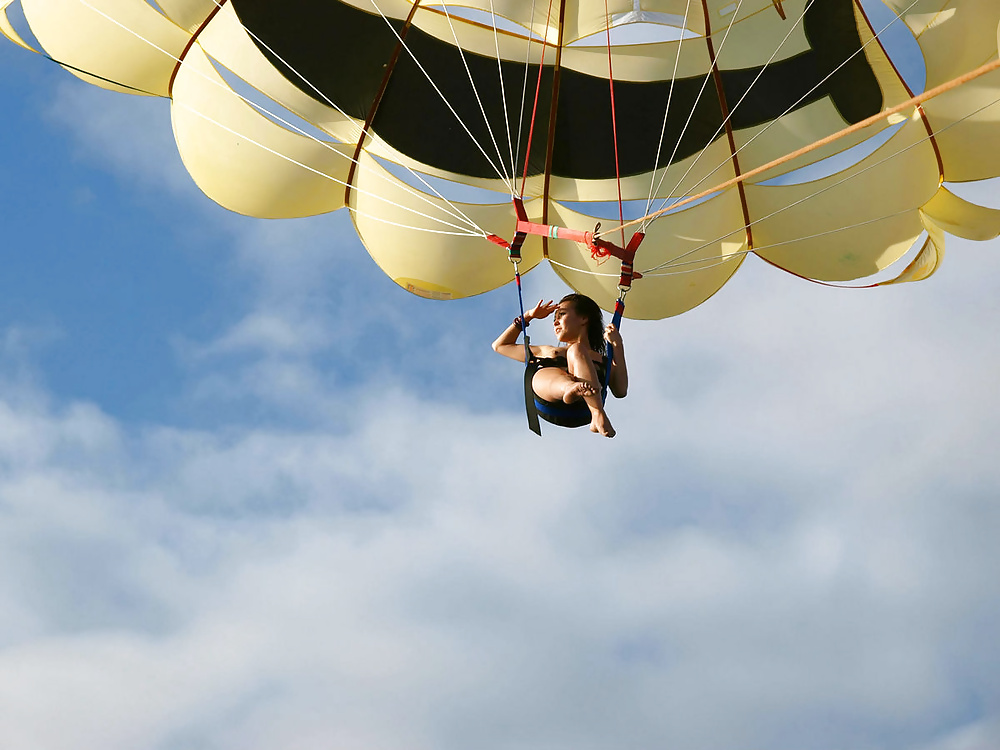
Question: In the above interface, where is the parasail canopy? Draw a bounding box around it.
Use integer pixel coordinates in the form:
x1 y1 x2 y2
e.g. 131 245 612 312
4 0 1000 318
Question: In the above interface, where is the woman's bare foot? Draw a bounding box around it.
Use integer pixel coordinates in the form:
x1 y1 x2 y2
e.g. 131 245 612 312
590 412 616 438
563 380 596 404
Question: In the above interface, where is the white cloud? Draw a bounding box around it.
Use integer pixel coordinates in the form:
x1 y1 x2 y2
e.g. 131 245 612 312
6 46 1000 750
45 81 191 198
2 278 1000 750
916 719 1000 750
183 312 332 359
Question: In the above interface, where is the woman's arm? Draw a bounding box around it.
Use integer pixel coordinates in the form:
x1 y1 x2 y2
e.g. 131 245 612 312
605 323 628 398
492 317 530 362
492 299 556 362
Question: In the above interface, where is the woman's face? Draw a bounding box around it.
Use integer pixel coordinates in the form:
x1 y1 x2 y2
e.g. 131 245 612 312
553 300 587 343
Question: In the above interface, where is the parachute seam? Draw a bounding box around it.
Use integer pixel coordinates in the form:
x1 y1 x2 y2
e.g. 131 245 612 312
639 93 1000 277
640 0 747 225
547 92 1000 281
197 0 484 232
910 0 953 42
71 0 486 235
643 0 694 224
643 0 923 227
646 0 816 225
700 0 753 251
364 0 513 186
854 0 944 180
599 0 967 240
167 0 226 98
345 0 424 210
30 54 160 96
173 101 484 236
206 0 525 215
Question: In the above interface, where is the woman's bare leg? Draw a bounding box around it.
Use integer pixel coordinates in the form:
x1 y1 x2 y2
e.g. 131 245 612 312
532 368 595 404
564 343 615 438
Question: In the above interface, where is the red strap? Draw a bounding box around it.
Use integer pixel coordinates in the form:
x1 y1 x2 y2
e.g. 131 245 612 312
519 0 557 197
604 0 626 251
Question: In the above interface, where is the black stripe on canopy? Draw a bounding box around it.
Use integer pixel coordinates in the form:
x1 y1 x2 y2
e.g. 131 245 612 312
229 0 882 181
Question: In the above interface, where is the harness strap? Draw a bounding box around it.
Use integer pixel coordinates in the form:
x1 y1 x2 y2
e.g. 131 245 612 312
524 358 543 435
511 259 542 435
602 297 626 402
533 389 591 428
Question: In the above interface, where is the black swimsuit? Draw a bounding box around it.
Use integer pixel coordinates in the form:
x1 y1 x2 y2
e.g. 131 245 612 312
531 354 607 428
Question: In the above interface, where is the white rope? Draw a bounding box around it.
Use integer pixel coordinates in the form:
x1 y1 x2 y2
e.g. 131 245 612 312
438 2 514 191
752 207 914 254
643 0 695 222
487 0 518 184
173 101 485 236
646 0 818 226
642 206 915 278
203 1 357 133
640 92 1000 275
548 206 916 281
199 0 486 232
346 205 489 238
73 0 993 279
365 0 514 186
640 0 748 225
72 0 487 235
546 257 620 278
513 0 543 197
643 147 929 273
544 90 1000 280
649 0 923 223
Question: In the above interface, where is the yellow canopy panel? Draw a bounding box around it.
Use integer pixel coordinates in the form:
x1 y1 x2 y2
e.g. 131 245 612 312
4 0 1000 318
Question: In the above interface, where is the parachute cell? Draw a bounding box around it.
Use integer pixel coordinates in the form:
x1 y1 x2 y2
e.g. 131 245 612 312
4 0 1000 317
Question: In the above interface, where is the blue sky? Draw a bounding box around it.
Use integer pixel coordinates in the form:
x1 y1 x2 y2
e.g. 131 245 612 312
3 11 1000 750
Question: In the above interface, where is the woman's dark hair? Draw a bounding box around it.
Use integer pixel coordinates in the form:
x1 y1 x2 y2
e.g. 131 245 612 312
560 293 605 352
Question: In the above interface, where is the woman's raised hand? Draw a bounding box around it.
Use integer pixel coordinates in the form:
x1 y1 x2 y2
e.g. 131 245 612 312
526 299 557 321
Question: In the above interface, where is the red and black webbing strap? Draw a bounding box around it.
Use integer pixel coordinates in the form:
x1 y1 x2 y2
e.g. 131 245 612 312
511 252 543 435
600 230 643 401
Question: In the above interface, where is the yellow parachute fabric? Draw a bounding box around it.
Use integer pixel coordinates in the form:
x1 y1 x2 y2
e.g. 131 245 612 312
3 0 999 319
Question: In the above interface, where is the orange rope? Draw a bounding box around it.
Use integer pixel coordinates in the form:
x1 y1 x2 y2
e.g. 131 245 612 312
596 56 1000 240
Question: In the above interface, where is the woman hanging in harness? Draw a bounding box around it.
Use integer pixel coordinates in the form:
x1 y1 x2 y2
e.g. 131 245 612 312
492 293 628 438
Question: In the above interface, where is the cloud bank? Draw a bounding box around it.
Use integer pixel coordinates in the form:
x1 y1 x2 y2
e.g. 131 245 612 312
2 65 999 750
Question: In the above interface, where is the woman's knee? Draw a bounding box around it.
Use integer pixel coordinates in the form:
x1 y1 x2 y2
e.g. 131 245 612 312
532 368 570 400
564 343 586 367
564 343 594 379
